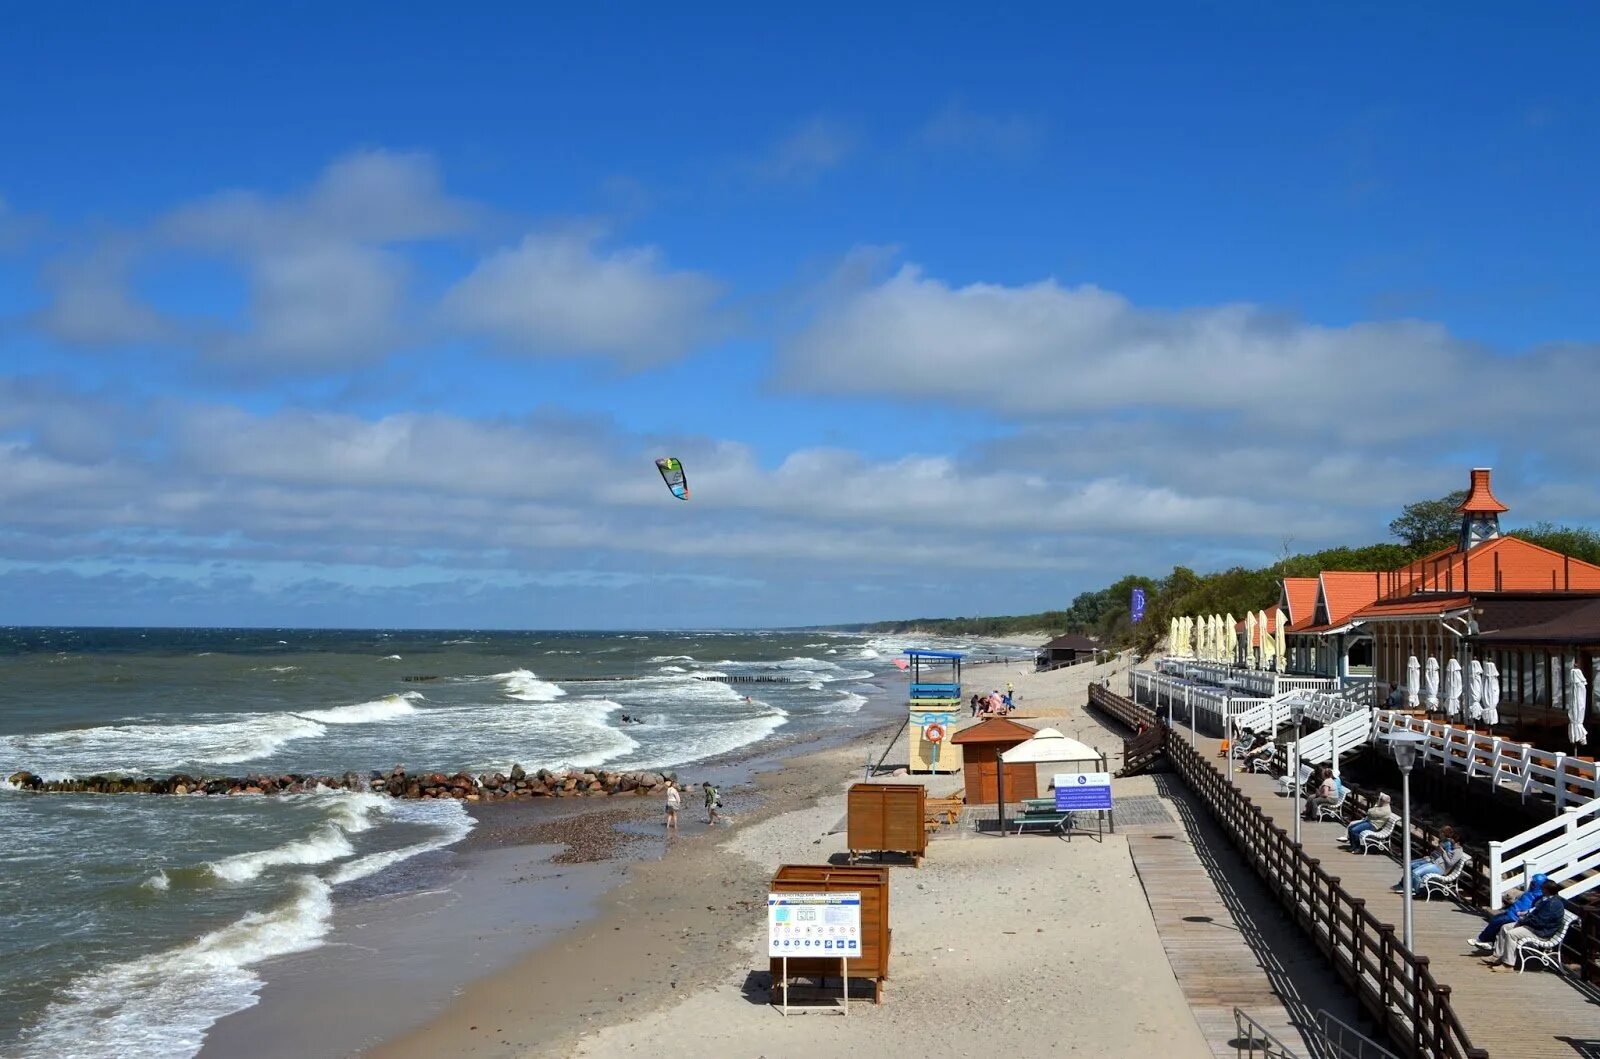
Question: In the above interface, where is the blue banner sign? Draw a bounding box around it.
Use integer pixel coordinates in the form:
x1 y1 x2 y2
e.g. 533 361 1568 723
1053 772 1113 811
1130 588 1146 624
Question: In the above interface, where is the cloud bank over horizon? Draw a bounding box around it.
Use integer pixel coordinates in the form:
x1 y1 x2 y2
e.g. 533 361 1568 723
6 97 1598 628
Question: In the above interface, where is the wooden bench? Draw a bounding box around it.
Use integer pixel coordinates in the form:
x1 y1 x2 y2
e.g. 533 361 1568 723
925 795 964 826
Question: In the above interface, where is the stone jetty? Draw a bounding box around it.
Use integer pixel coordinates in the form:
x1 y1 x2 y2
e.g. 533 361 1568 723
5 764 688 802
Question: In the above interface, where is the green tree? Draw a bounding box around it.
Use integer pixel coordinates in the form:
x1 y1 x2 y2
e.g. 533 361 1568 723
1388 490 1468 549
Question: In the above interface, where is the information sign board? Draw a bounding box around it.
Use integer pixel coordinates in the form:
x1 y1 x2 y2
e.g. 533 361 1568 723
1053 772 1113 811
768 891 862 958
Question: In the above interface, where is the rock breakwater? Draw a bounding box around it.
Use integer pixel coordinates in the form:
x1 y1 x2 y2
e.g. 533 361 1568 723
6 764 689 802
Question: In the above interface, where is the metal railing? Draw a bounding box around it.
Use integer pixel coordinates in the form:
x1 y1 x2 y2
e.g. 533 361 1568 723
1316 1010 1400 1059
1233 1008 1303 1059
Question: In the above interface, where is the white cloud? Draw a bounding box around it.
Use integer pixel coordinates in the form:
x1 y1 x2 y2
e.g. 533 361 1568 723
779 258 1568 442
442 232 723 366
753 117 858 183
918 102 1043 153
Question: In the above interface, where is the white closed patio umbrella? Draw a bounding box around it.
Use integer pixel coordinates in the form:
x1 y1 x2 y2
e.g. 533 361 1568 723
1424 656 1440 712
1169 618 1178 656
1275 614 1287 672
1467 659 1484 724
1224 613 1236 666
1568 666 1589 748
1200 615 1212 662
1214 614 1225 662
1444 658 1462 719
1482 661 1501 728
1246 612 1258 669
1406 656 1420 710
1260 610 1276 671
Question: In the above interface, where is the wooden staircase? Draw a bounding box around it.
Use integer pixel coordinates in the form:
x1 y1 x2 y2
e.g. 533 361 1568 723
1118 724 1168 776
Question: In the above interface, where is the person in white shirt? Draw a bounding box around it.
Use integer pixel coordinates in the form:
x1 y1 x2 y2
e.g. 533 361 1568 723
665 781 680 832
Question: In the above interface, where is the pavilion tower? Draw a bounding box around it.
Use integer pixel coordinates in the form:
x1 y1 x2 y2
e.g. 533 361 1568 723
1456 467 1507 551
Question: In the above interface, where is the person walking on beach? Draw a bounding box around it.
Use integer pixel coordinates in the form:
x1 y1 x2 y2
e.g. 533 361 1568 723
664 780 680 832
703 781 721 826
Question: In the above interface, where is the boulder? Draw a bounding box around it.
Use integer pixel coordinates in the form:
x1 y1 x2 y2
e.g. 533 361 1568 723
510 763 525 781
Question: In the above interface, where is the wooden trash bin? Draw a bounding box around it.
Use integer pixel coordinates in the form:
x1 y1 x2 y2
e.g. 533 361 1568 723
769 864 891 1003
846 783 927 866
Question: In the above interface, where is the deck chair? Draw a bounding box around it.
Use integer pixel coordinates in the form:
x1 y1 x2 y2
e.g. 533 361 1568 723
1356 816 1397 855
1419 856 1470 902
1509 910 1579 973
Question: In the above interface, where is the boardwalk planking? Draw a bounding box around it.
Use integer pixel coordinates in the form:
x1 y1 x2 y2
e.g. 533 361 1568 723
1190 728 1600 1059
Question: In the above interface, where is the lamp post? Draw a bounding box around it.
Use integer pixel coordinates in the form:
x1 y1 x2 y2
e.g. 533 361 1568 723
1291 701 1306 846
1387 731 1425 950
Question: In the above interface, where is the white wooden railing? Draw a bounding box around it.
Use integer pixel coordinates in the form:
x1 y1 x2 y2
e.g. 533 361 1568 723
1152 657 1338 699
1486 799 1600 909
1371 711 1600 810
1296 709 1375 769
1128 670 1265 736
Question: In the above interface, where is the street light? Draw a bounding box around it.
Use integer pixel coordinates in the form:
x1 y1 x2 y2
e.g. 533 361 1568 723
1291 701 1307 846
1387 731 1426 950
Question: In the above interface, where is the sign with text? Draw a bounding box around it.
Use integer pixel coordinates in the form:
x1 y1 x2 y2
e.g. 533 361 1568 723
1053 772 1113 811
768 891 862 958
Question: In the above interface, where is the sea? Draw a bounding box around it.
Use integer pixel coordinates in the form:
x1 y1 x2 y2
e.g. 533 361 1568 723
0 627 1026 1057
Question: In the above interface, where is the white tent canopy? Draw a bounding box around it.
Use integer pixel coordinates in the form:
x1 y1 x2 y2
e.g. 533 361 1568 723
1000 727 1105 765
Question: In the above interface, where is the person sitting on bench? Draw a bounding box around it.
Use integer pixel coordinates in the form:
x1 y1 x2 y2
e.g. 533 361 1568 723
1302 767 1339 821
1484 878 1568 972
1238 728 1272 767
1394 826 1462 896
1471 872 1548 951
1345 793 1391 848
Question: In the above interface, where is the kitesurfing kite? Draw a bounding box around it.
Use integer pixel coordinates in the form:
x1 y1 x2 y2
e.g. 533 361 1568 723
655 457 689 500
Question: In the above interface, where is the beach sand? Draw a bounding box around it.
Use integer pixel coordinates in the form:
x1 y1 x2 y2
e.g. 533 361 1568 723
367 653 1213 1059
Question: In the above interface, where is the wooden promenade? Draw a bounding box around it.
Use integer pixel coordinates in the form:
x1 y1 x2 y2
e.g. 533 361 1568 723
1182 723 1600 1058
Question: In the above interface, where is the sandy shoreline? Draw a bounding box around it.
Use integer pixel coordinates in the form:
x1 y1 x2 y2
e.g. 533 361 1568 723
362 653 1192 1059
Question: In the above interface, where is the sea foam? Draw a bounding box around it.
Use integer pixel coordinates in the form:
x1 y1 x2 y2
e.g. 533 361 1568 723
299 692 421 725
494 669 566 702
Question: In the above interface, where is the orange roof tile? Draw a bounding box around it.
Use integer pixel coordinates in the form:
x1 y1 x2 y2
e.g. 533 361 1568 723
1378 537 1600 599
1319 571 1384 626
1281 578 1318 630
1456 467 1509 515
1352 595 1473 620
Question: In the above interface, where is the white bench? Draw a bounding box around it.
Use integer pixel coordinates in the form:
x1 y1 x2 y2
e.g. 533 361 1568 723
1312 788 1348 823
1509 910 1579 973
1419 856 1470 902
1356 816 1397 855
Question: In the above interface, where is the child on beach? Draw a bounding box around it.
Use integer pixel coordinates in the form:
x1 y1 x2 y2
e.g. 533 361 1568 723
665 781 680 831
703 781 721 826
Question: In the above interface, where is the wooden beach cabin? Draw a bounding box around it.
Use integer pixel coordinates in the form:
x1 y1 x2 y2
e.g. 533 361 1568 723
1034 633 1098 671
950 717 1038 803
846 783 927 866
769 864 892 1003
904 648 964 773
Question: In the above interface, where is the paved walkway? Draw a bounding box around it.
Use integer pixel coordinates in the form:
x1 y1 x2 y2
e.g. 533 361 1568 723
1186 728 1600 1059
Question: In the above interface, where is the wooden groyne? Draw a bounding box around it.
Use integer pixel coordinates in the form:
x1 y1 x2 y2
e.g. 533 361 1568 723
6 764 691 802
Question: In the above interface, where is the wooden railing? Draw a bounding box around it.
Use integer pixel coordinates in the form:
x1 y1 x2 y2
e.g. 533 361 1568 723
1165 731 1487 1059
1089 685 1485 1058
1118 724 1169 777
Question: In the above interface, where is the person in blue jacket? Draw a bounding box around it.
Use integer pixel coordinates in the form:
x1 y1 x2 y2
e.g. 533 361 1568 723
1485 878 1568 971
1469 872 1547 950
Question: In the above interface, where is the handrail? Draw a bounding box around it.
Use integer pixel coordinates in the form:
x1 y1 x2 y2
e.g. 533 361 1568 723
1374 710 1599 809
1233 1007 1303 1058
1315 1009 1401 1059
1091 683 1488 1059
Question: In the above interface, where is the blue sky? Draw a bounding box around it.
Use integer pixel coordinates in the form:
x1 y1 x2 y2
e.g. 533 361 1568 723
2 3 1598 628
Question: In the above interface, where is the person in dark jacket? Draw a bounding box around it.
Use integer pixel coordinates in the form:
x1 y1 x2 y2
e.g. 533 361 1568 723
1486 878 1568 970
1470 872 1548 950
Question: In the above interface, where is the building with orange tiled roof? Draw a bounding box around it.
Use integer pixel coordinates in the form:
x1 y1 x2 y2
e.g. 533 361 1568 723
1304 468 1600 750
1276 570 1383 679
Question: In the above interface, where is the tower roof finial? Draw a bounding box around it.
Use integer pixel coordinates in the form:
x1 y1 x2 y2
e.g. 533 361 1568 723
1456 467 1508 515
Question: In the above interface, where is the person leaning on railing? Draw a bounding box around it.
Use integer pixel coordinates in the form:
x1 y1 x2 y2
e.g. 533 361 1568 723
1343 793 1392 849
1470 872 1548 952
1483 878 1568 972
